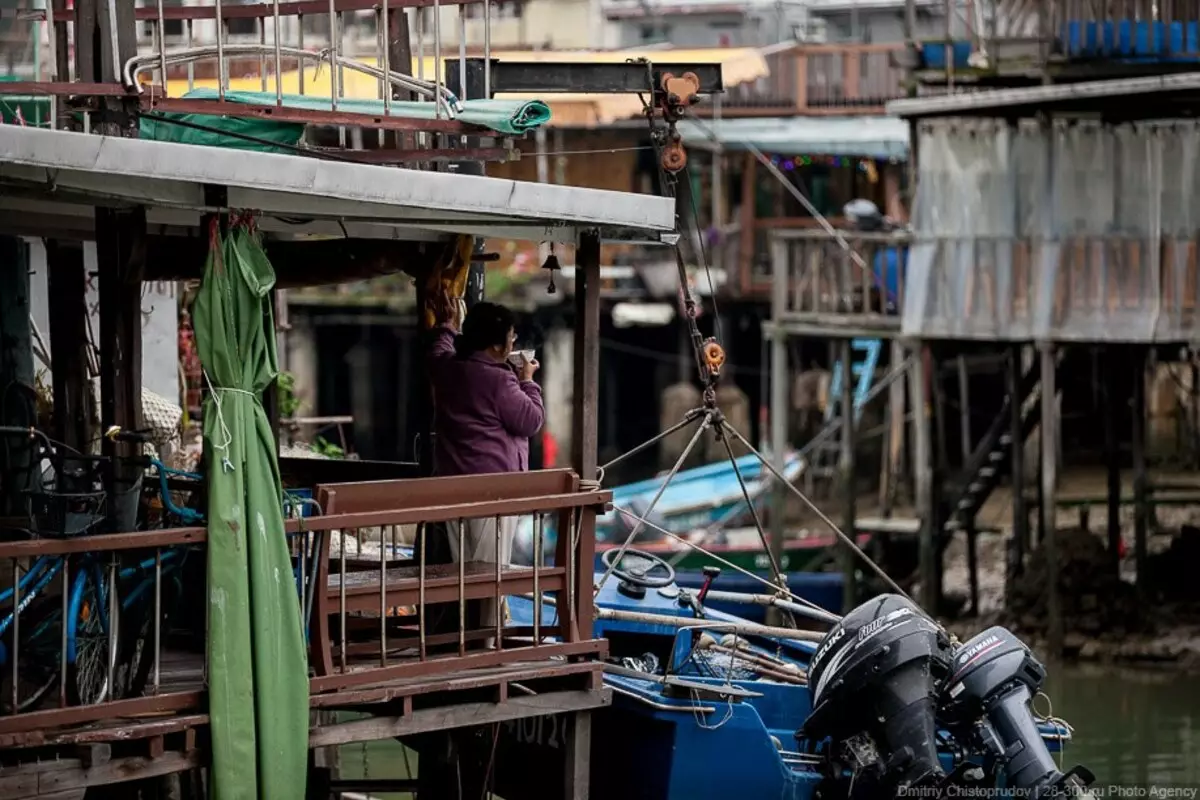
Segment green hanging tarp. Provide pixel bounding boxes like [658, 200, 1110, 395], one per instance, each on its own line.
[139, 87, 553, 152]
[194, 222, 309, 799]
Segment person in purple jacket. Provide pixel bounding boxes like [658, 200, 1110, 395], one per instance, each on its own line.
[428, 300, 543, 637]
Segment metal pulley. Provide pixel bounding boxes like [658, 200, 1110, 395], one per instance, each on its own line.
[702, 337, 725, 379]
[661, 137, 688, 173]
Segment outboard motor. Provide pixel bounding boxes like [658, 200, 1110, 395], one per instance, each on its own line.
[940, 626, 1096, 798]
[799, 594, 953, 797]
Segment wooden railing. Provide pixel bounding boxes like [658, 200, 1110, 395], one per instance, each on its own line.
[723, 43, 906, 116]
[769, 228, 909, 331]
[0, 469, 607, 737]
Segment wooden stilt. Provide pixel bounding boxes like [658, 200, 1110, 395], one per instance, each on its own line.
[928, 345, 948, 607]
[768, 238, 790, 618]
[563, 710, 592, 800]
[908, 340, 937, 611]
[1039, 342, 1063, 657]
[1104, 346, 1122, 578]
[881, 340, 907, 514]
[1008, 345, 1027, 588]
[838, 339, 858, 611]
[1133, 346, 1149, 594]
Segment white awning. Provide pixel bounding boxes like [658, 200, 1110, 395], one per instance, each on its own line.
[676, 115, 910, 159]
[0, 126, 677, 245]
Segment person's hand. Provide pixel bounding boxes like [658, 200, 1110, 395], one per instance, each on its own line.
[520, 358, 540, 382]
[433, 294, 460, 330]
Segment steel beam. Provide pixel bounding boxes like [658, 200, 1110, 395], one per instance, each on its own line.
[444, 59, 725, 97]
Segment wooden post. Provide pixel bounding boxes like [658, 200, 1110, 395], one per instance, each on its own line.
[880, 340, 906, 514]
[838, 339, 858, 611]
[1039, 342, 1063, 656]
[96, 208, 148, 516]
[908, 339, 937, 611]
[768, 238, 790, 623]
[1008, 345, 1027, 586]
[1104, 346, 1122, 578]
[571, 229, 601, 642]
[0, 237, 36, 514]
[563, 710, 592, 800]
[45, 240, 94, 451]
[1133, 346, 1149, 593]
[737, 152, 757, 295]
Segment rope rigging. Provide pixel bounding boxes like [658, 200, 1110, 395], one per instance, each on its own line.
[591, 62, 915, 624]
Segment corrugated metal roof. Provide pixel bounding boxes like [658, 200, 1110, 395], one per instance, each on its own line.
[676, 115, 910, 158]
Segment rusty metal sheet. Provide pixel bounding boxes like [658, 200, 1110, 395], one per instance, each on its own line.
[0, 82, 130, 97]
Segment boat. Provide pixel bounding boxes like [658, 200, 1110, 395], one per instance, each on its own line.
[512, 453, 805, 567]
[500, 547, 1095, 800]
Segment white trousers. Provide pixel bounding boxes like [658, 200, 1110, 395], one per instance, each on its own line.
[446, 515, 518, 634]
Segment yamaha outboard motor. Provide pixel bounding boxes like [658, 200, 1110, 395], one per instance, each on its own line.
[799, 594, 953, 797]
[940, 626, 1096, 798]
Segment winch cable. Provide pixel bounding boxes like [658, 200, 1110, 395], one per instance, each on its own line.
[595, 68, 916, 617]
[594, 72, 793, 608]
[610, 504, 840, 624]
[679, 110, 916, 603]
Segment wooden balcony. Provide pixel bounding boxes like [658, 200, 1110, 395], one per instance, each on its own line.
[0, 469, 608, 797]
[769, 228, 910, 338]
[722, 43, 906, 117]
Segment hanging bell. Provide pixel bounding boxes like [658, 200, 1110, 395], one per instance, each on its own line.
[542, 247, 561, 294]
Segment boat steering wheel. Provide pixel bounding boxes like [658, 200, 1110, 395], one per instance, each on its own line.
[601, 547, 677, 589]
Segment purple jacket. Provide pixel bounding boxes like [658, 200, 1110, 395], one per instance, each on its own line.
[429, 325, 544, 476]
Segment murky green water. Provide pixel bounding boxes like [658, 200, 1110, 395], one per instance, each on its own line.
[1043, 665, 1200, 787]
[344, 665, 1200, 797]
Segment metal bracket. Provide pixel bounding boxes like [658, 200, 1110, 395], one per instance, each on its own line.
[443, 59, 725, 98]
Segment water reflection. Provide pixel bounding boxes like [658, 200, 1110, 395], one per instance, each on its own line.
[1044, 664, 1200, 786]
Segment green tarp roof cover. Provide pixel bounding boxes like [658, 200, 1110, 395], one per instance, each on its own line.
[140, 88, 552, 153]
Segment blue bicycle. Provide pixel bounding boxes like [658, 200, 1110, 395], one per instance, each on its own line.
[0, 427, 191, 711]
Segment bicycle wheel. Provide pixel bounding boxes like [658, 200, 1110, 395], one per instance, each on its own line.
[66, 566, 118, 706]
[116, 552, 188, 699]
[0, 594, 64, 713]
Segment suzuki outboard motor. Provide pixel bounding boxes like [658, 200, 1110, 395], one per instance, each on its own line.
[940, 626, 1096, 798]
[799, 594, 953, 796]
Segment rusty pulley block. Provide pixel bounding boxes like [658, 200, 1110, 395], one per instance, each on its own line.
[702, 338, 726, 379]
[661, 137, 687, 173]
[658, 71, 701, 120]
[653, 71, 701, 175]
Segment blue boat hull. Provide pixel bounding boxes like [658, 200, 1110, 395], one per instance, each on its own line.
[498, 574, 1071, 800]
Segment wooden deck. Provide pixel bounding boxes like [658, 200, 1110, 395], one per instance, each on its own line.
[0, 656, 606, 799]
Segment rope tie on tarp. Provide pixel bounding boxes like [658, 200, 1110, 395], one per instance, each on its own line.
[203, 371, 254, 474]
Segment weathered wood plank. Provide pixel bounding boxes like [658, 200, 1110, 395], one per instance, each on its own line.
[309, 688, 610, 748]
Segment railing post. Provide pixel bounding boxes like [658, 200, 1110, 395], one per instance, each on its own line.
[571, 228, 602, 642]
[794, 47, 808, 112]
[843, 49, 860, 102]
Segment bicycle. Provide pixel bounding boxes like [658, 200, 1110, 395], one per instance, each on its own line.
[0, 427, 190, 711]
[107, 427, 324, 645]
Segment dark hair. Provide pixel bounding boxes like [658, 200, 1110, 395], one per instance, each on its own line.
[456, 301, 515, 356]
